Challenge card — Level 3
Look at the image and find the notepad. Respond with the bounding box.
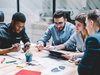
[15,69,41,75]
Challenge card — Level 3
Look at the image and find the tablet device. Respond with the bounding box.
[49,50,66,60]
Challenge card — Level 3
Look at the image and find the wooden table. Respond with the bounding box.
[0,44,78,75]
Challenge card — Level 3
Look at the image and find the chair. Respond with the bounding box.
[0,11,4,22]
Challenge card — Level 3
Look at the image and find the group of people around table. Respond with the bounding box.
[0,9,100,75]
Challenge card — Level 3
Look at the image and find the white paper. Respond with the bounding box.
[42,64,73,75]
[0,71,3,75]
[7,52,26,61]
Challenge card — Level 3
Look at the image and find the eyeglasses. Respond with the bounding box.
[51,66,65,72]
[54,22,64,25]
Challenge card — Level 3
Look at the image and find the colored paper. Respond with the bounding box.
[15,69,41,75]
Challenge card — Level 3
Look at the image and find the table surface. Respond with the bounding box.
[0,44,78,75]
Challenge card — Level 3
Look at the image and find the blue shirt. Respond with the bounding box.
[38,22,75,46]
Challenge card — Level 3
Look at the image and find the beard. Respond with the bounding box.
[57,26,63,30]
[56,24,65,31]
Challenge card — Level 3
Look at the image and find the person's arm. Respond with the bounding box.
[37,26,52,46]
[21,28,30,52]
[54,44,65,50]
[44,32,77,51]
[0,43,20,55]
[74,52,84,58]
[36,26,52,51]
[0,48,13,55]
[21,28,30,44]
[64,33,77,51]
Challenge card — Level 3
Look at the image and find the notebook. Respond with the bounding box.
[15,69,41,75]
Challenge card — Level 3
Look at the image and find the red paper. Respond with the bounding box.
[15,69,41,75]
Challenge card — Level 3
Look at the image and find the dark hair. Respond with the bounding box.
[87,9,100,21]
[0,11,4,22]
[12,12,26,23]
[75,13,86,26]
[53,11,66,19]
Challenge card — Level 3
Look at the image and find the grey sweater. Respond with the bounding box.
[64,32,87,52]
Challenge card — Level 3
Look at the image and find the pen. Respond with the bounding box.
[6,60,16,64]
[0,58,5,64]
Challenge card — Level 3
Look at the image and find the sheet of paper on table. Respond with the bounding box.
[7,52,26,61]
[42,64,73,75]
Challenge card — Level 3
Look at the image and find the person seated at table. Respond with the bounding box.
[78,9,100,75]
[61,13,88,63]
[36,10,75,51]
[0,12,30,55]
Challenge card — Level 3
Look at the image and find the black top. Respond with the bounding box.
[0,23,30,49]
[78,30,100,75]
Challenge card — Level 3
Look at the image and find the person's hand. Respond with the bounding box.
[36,41,44,51]
[10,43,21,52]
[74,58,81,65]
[44,45,55,51]
[61,52,75,60]
[22,42,31,52]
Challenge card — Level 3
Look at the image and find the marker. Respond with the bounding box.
[0,58,5,64]
[6,60,16,64]
[16,65,24,68]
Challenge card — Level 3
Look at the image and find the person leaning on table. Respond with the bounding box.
[61,13,88,62]
[36,10,75,51]
[0,12,30,55]
[78,9,100,75]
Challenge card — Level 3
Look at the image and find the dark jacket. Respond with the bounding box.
[0,23,30,49]
[78,30,100,75]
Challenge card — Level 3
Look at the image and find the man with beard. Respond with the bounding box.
[0,12,30,54]
[36,10,75,51]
